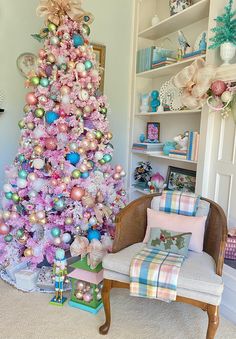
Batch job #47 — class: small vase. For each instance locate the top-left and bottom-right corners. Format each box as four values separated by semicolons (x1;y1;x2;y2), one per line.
220;42;236;66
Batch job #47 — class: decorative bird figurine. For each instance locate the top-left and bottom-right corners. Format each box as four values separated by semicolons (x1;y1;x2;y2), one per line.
178;30;190;55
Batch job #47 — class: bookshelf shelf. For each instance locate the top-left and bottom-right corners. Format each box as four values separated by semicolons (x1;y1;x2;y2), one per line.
132;150;198;165
138;0;210;40
136;110;202;117
136;54;206;79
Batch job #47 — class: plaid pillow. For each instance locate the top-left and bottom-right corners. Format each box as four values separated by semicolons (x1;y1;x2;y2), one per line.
159;191;200;217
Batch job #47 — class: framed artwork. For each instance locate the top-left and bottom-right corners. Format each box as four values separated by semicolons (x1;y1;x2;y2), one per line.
92;43;106;94
16;53;38;78
146;122;160;142
166;166;196;193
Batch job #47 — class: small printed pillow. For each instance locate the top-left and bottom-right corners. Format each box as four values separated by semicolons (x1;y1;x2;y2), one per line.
143;208;207;253
159;190;200;217
147;227;192;257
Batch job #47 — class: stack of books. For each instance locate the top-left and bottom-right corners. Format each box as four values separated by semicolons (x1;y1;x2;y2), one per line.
132;142;164;152
168;131;200;162
152;57;176;69
187;131;200;161
136;46;155;73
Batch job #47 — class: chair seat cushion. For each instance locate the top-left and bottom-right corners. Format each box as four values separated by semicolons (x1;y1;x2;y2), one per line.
102;243;224;305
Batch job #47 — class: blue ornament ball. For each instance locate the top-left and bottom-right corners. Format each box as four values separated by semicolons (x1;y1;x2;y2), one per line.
55;248;65;260
66;152;80;165
81;171;89;179
73;34;84;48
45;111;59;124
103;154;112;163
51;227;61;238
87;229;101;242
18;154;25;163
18;169;28;179
84;60;93;71
54;198;66;211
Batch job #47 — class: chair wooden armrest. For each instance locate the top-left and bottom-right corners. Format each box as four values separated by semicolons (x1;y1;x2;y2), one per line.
112;193;160;253
202;198;228;276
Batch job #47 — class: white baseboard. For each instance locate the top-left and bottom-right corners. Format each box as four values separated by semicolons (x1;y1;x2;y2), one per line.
220;264;236;324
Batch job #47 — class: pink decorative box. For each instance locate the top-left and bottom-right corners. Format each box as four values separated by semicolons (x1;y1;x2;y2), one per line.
225;236;236;260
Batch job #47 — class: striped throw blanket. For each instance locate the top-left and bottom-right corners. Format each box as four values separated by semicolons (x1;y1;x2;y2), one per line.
160;190;200;216
130;247;184;302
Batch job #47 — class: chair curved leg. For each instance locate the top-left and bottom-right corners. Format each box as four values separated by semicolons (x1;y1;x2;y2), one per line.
206;305;219;339
99;279;112;335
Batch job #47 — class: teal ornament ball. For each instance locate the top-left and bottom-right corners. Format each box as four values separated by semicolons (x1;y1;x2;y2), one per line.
5;192;13;200
73;34;84;48
18;170;28;179
12;193;20;203
87;229;101;242
18;154;25;163
16;228;24;239
50;36;59;45
51;227;61;238
4;234;13;243
66;152;80;165
84;60;93;71
54;198;66;211
45;111;59;124
81;171;89;179
84;15;90;22
40;78;49;87
103;154;112;163
35;108;45;118
82;24;91;36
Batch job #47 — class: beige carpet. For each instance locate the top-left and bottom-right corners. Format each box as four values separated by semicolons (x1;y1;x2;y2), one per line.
0;280;235;339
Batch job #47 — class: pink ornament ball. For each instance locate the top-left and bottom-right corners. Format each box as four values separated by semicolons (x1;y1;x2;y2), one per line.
45;137;57;151
0;223;10;235
28;173;38;181
26;92;38;105
39;49;47;59
114;173;121;180
83;292;93;303
211;81;227;96
58;123;68;133
60;86;71;95
70;187;85;201
115;165;123;173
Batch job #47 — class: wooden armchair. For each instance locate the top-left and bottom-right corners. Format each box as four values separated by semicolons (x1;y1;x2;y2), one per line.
99;194;227;339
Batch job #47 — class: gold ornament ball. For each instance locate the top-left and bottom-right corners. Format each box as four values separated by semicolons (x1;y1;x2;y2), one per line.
65;217;73;225
34;145;44;156
63;177;71;184
24;104;30;113
107;132;113;140
35;108;45;118
24;248;33;257
39;217;47;225
47;53;56;63
68;61;76;70
95;131;103;140
78;147;86;155
18;120;25;129
29;213;37;224
27;122;35;130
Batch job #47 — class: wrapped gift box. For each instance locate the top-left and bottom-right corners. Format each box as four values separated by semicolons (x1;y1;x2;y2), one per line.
225;236;236;260
5;261;29;282
68;257;103;314
36;266;54;291
15;269;40;291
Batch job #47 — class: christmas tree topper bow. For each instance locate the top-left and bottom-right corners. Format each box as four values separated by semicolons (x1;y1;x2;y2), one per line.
37;0;94;26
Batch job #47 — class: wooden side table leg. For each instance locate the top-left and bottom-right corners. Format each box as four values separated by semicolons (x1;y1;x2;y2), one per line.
206;305;219;339
99;279;112;335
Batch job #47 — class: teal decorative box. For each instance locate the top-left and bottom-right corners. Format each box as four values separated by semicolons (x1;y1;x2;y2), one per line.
68;257;103;314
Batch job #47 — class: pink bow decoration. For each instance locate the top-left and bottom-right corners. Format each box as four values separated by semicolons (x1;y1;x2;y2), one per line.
173;58;216;110
70;236;89;258
37;0;94;26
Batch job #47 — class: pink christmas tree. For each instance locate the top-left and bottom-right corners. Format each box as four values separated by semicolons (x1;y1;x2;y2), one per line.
0;0;126;268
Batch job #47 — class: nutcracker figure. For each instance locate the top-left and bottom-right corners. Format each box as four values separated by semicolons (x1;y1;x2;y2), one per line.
50;248;68;306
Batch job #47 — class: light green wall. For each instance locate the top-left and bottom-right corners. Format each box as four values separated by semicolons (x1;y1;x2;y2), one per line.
0;0;134;185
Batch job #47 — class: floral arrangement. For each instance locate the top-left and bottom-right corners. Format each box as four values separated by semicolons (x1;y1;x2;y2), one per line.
134;162;152;185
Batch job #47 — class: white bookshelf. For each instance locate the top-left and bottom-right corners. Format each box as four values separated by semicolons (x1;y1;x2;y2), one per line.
129;0;212;202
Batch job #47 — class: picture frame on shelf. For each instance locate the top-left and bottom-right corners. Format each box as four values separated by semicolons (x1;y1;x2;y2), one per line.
146;122;160;142
166;166;196;193
91;43;106;94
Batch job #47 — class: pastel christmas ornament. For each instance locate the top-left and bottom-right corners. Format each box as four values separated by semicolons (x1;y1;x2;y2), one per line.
3;184;12;193
40;77;49;87
30;76;40;86
73;34;84;47
24;248;33;257
103;154;112;163
211;80;227;96
60;86;71;95
48;22;57;32
18;120;25;129
4;234;13;243
221;91;233;102
70;187;85;201
72;169;81;179
18;169;28;179
84;60;93;70
65;217;73;225
47;53;56;63
45;111;59;124
50;36;59;45
17;178;28;189
66;152;80;165
26;92;38;105
54;198;66;211
76;63;86;72
27;122;35;130
51;227;61;238
62;233;71;244
0;223;10;235
33;158;45;170
87;229;101;241
5;192;13;200
81;171;89;179
45;137;57;150
58;123;68;133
